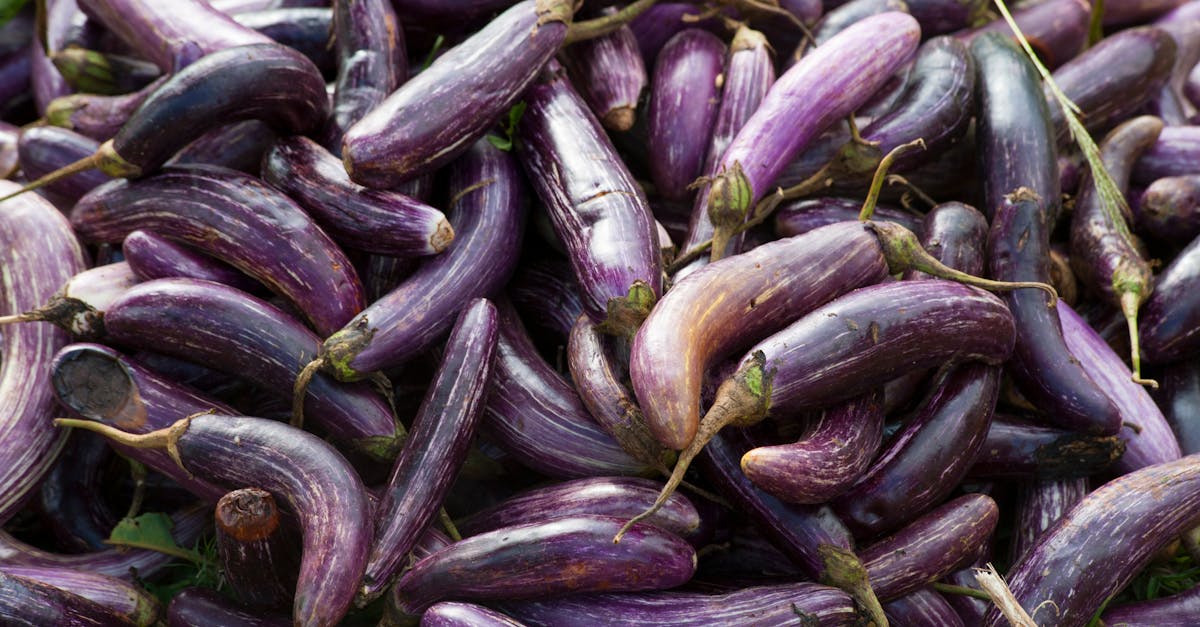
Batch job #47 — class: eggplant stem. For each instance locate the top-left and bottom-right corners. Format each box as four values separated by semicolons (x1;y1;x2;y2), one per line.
819;544;887;627
973;563;1037;627
665;240;713;274
0;153;101;203
1120;289;1158;389
368;370;400;424
931;582;992;601
857;139;926;222
292;357;325;429
885;174;937;207
438;508;462;542
0;312;39;325
124;459;148;520
564;0;655;44
54;415;193;474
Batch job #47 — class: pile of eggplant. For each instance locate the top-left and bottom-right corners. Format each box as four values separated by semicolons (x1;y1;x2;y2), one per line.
6;0;1200;625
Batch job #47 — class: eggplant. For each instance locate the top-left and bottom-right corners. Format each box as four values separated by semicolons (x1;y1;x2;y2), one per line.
1100;582;1200;626
561;15;646;132
360;299;498;604
342;0;573;188
1105;0;1190;25
1134;125;1200;184
32;0;80;114
517;59;662;336
17;125;109;201
0;261;137;340
1138;174;1200;244
45;79;165;142
884;588;964;627
627;4;718;66
386;515;696;618
509;258;587;341
967;415;1126;479
50;48;162;96
1010;477;1088;565
0;570;136;626
1158;360;1200;454
422;603;527;627
773;197;921;238
805;0;908;53
166;120;278;174
984;453;1200;627
960;0;1090;70
1141;228;1200;363
905;0;988;36
326;0;406;151
0;564;161;626
216;488;299;611
647;29;725;203
0;180;88;524
71;165;365;337
37;431;118;552
167;587;290;627
234;8;337;78
57;414;372;627
121;230;261;294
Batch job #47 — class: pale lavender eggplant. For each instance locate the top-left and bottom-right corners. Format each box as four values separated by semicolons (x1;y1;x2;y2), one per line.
17;125;109;201
967;415;1126;478
122;229;261;293
501;582;859;626
483;300;650;478
317;139;524;381
167;587;291;627
647;29;725;203
884;588;964;627
262;136;453;256
1010;477;1088;565
422;603;526;627
1158;360;1200;454
360;299;498;604
1140;232;1200;363
71;166;365;336
741;392;885;505
1138;174;1200;242
77;0;274;72
166;120;278;174
862;493;999;601
342;0;571;188
326;0;406;151
1101;582;1200;626
216;487;299;611
0;570;134;626
0;180;87;524
456;477;700;541
45;79;164;142
234;8;337;77
774;197;921;238
561;17;646;131
388;515;696;616
0;565;161;626
508;258;586;340
958;0;1090;69
517;59;662;334
984;453;1200;627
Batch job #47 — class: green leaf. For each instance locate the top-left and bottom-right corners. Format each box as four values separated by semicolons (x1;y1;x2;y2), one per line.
485;102;527;152
106;512;204;563
421;34;445;71
486;134;512;151
0;0;28;27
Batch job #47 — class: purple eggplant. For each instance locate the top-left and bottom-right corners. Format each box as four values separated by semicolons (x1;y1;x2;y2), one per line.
773;197;921;238
884;588;964;627
422;603;526;627
57;414;371;627
804;0;908;53
1134;125;1200;184
1100;581;1200;626
517;59;662;337
234;8;337;78
1010;477;1088;565
0;261;137;340
647;29;725;203
17;125;109;201
0;570;136;626
50;47;161;96
1158;360;1200;454
342;0;572;188
216;488;299;611
31;0;81;114
71;165;364;336
262;136;453;257
959;0;1090;69
984;453;1200;626
166;120;278;174
1138;174;1200;243
390;0;520;29
313;138;524;382
360;299;498;604
561;15;646;132
0;13;32;116
167;587;290;627
386;515;696;618
905;0;988;36
326;0;406;151
121;230;261;294
1140;231;1200;363
45;79;164;142
1106;0;1189;25
627;4;717;66
508;258;586;341
36;432;117;553
967;415;1126;478
0;564;161;625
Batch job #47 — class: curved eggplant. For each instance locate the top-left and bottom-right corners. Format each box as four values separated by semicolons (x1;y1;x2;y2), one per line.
0;261;138;341
17;125;109;201
122;230;260;293
422;603;527;627
967;415;1126;479
0;570;135;626
561;16;646;132
326;0;406;151
1010;477;1088;565
1138;174;1200;244
0;564;161;626
216;488;298;611
1141;232;1200;363
773;197;921;238
167;587;290;627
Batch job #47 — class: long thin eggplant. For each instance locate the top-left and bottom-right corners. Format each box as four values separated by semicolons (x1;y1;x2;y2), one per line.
121;230;261;294
326;0;406;151
342;0;572;188
360;299;498;605
422;603;527;627
773;197;921;238
216;488;299;611
967;415;1126;479
71;165;364;337
167;587;290;627
1140;232;1200;363
1158;360;1200;454
0;570;135;626
959;0;1090;70
0;564;161;626
561;15;646;132
1009;477;1088;565
17;125;108;201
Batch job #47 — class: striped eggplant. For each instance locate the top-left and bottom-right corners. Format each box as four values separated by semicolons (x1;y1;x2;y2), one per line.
509;258;586;340
216;488;299;611
1138;175;1200;244
959;0;1090;69
167;587;290;627
0;261;137;340
71;166;364;336
884;589;964;627
167;120;278;174
422;603;527;627
773;197;921;238
561;15;645;131
122;230;261;293
233;8;337;77
0;570;135;626
16;125;108;201
967;415;1126;479
1141;231;1200;363
1133;125;1200;184
342;0;573;188
1009;477;1088;565
326;0;406;151
1100;581;1200;626
0;565;161;626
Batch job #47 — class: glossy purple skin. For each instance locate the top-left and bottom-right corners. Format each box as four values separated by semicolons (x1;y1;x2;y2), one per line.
1049;28;1176;145
741;280;1014;417
700;429;857;583
167;587;290;627
122;230;261;294
862;493;998;601
216;488;298;611
37;433;116;552
832;364;999;539
959;0;1089;69
1134;125;1200;184
113;43;328;175
561;19;646;131
263;136;452;256
0;570;132;626
321;139;524;379
391;0;519;26
742;392;884;505
989;188;1121;435
422;603;526;627
167;120;278;175
17;126;110;201
508;258;586;340
1010;477;1088;565
0;505;208;580
884;588;964;627
774;197;921;239
905;0;986;36
78;0;273;71
213;0;327;12
1106;0;1188;25
1059;300;1180;473
633;221;890;451
648;29;725;203
326;0;406;151
46;79;163;142
1158;360;1200;454
228;9;335;78
484;301;649;478
343;0;569;188
34;261;139;340
71;166;365;336
501;582;859;626
0;181;86;525
457;477;701;541
1138;175;1200;243
1;564;161;625
985;453;1200;626
1101;581;1200;626
906;201;988;279
362;299;498;603
966;415;1126;479
628;4;721;65
517;60;663;325
1141;232;1200;362
102;279;398;458
390;515;696;615
31;0;78;114
803;0;908;55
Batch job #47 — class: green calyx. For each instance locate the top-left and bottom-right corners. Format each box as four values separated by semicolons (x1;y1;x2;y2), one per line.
598;280;658;339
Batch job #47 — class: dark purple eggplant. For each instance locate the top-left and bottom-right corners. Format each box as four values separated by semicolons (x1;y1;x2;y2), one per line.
561;15;645;132
1140;231;1200;363
216;488;299;611
906;201;988;278
0;564;161;626
37;431;118;552
326;0;406;151
773;197;921;238
1133;125;1200;184
984;453;1200;627
905;0;988;36
804;0;908;53
1105;0;1189;25
45;79;164;142
166;120;278;174
360;299;498;605
312;138;524;382
57;414;371;627
385;515;696;618
1009;477;1087;565
0;180;88;524
389;0;520;29
501;582;859;626
167;587;290;627
0;261;137;340
884;588;964;627
71;165;364;336
1158;360;1200;454
1100;582;1200;626
647;29;725;203
959;0;1089;70
517;59;661;336
262;135;453;257
0;13;32;117
17;126;110;202
342;0;572;188
122;230;261;293
967;415;1126;479
422;603;526;627
0;570;136;626
1138;174;1200;243
508;258;586;341
234;8;337;78
50;47;161;96
862;493;999;601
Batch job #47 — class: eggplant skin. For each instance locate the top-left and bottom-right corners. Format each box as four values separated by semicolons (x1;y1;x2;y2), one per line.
1141;235;1200;364
0;570;134;626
